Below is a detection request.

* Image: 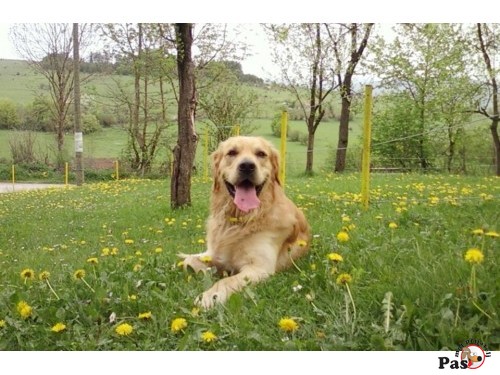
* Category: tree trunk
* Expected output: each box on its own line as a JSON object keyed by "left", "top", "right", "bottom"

{"left": 73, "top": 23, "right": 84, "bottom": 186}
{"left": 171, "top": 23, "right": 198, "bottom": 208}
{"left": 477, "top": 24, "right": 500, "bottom": 176}
{"left": 305, "top": 130, "right": 315, "bottom": 174}
{"left": 335, "top": 92, "right": 351, "bottom": 172}
{"left": 491, "top": 118, "right": 500, "bottom": 176}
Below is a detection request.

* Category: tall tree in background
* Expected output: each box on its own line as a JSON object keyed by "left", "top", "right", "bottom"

{"left": 171, "top": 23, "right": 198, "bottom": 208}
{"left": 73, "top": 23, "right": 84, "bottom": 185}
{"left": 475, "top": 23, "right": 500, "bottom": 176}
{"left": 267, "top": 23, "right": 336, "bottom": 174}
{"left": 100, "top": 23, "right": 175, "bottom": 175}
{"left": 326, "top": 23, "right": 374, "bottom": 172}
{"left": 10, "top": 24, "right": 87, "bottom": 165}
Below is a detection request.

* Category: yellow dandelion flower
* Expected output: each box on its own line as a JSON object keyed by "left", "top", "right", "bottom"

{"left": 471, "top": 228, "right": 484, "bottom": 235}
{"left": 39, "top": 271, "right": 51, "bottom": 280}
{"left": 138, "top": 311, "right": 152, "bottom": 320}
{"left": 336, "top": 231, "right": 350, "bottom": 243}
{"left": 154, "top": 247, "right": 163, "bottom": 253}
{"left": 128, "top": 294, "right": 137, "bottom": 301}
{"left": 389, "top": 222, "right": 398, "bottom": 229}
{"left": 191, "top": 307, "right": 200, "bottom": 317}
{"left": 327, "top": 253, "right": 343, "bottom": 262}
{"left": 86, "top": 257, "right": 99, "bottom": 265}
{"left": 124, "top": 239, "right": 134, "bottom": 244}
{"left": 197, "top": 239, "right": 206, "bottom": 245}
{"left": 336, "top": 273, "right": 353, "bottom": 285}
{"left": 17, "top": 301, "right": 33, "bottom": 319}
{"left": 0, "top": 320, "right": 6, "bottom": 328}
{"left": 101, "top": 247, "right": 110, "bottom": 256}
{"left": 133, "top": 264, "right": 142, "bottom": 272}
{"left": 200, "top": 255, "right": 212, "bottom": 263}
{"left": 341, "top": 215, "right": 351, "bottom": 223}
{"left": 296, "top": 239, "right": 308, "bottom": 247}
{"left": 464, "top": 248, "right": 484, "bottom": 264}
{"left": 278, "top": 317, "right": 299, "bottom": 332}
{"left": 135, "top": 251, "right": 142, "bottom": 256}
{"left": 20, "top": 268, "right": 35, "bottom": 281}
{"left": 201, "top": 331, "right": 217, "bottom": 343}
{"left": 73, "top": 269, "right": 86, "bottom": 279}
{"left": 111, "top": 247, "right": 119, "bottom": 255}
{"left": 485, "top": 231, "right": 499, "bottom": 238}
{"left": 115, "top": 323, "right": 133, "bottom": 336}
{"left": 51, "top": 322, "right": 66, "bottom": 333}
{"left": 170, "top": 317, "right": 188, "bottom": 333}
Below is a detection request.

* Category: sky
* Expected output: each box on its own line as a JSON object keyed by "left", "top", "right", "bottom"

{"left": 0, "top": 1, "right": 492, "bottom": 80}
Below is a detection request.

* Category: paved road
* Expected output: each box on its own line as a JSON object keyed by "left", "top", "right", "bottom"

{"left": 0, "top": 183, "right": 67, "bottom": 194}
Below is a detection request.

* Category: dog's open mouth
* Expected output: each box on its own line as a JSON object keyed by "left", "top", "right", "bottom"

{"left": 225, "top": 179, "right": 264, "bottom": 213}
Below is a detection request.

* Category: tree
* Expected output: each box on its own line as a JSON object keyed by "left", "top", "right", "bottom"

{"left": 326, "top": 23, "right": 374, "bottom": 172}
{"left": 198, "top": 65, "right": 258, "bottom": 151}
{"left": 475, "top": 23, "right": 500, "bottom": 176}
{"left": 10, "top": 24, "right": 90, "bottom": 166}
{"left": 73, "top": 23, "right": 84, "bottom": 186}
{"left": 267, "top": 23, "right": 337, "bottom": 174}
{"left": 170, "top": 23, "right": 198, "bottom": 208}
{"left": 99, "top": 23, "right": 174, "bottom": 175}
{"left": 369, "top": 24, "right": 476, "bottom": 171}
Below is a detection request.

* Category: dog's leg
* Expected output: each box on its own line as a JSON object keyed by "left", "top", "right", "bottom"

{"left": 177, "top": 252, "right": 212, "bottom": 273}
{"left": 196, "top": 264, "right": 273, "bottom": 309}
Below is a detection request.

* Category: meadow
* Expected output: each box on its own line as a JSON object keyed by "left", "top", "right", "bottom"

{"left": 0, "top": 173, "right": 498, "bottom": 350}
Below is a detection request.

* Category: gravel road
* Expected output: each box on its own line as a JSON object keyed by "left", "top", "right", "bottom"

{"left": 0, "top": 183, "right": 67, "bottom": 194}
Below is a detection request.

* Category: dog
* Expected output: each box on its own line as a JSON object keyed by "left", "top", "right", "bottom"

{"left": 461, "top": 347, "right": 483, "bottom": 367}
{"left": 179, "top": 136, "right": 310, "bottom": 309}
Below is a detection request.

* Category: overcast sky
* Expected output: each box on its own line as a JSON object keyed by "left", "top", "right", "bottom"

{"left": 0, "top": 1, "right": 491, "bottom": 80}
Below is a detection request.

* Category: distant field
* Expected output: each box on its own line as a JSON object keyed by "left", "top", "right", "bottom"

{"left": 0, "top": 58, "right": 361, "bottom": 177}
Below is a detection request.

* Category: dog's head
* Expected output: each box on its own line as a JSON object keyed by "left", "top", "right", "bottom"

{"left": 461, "top": 347, "right": 482, "bottom": 363}
{"left": 211, "top": 136, "right": 280, "bottom": 213}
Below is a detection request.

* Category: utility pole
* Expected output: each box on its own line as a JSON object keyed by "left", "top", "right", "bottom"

{"left": 73, "top": 23, "right": 84, "bottom": 185}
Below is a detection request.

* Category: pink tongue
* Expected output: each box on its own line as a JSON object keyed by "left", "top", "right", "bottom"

{"left": 234, "top": 185, "right": 260, "bottom": 212}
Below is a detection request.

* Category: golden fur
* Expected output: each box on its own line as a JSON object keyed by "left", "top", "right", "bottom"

{"left": 180, "top": 136, "right": 310, "bottom": 308}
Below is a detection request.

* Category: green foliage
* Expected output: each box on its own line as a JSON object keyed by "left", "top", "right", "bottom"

{"left": 198, "top": 68, "right": 259, "bottom": 151}
{"left": 0, "top": 99, "right": 20, "bottom": 130}
{"left": 82, "top": 114, "right": 101, "bottom": 134}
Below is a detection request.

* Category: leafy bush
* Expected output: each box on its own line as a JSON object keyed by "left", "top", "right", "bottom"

{"left": 82, "top": 114, "right": 101, "bottom": 134}
{"left": 0, "top": 99, "right": 20, "bottom": 129}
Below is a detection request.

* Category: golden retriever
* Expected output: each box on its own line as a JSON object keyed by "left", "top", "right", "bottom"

{"left": 179, "top": 136, "right": 310, "bottom": 309}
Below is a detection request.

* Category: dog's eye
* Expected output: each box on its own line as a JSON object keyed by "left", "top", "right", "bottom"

{"left": 227, "top": 149, "right": 238, "bottom": 157}
{"left": 256, "top": 150, "right": 267, "bottom": 158}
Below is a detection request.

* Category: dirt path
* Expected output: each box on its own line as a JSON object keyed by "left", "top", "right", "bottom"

{"left": 0, "top": 182, "right": 68, "bottom": 194}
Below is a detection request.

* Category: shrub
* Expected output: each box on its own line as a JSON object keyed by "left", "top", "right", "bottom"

{"left": 0, "top": 99, "right": 20, "bottom": 129}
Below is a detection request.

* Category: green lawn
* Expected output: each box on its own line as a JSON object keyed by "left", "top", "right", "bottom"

{"left": 0, "top": 173, "right": 498, "bottom": 350}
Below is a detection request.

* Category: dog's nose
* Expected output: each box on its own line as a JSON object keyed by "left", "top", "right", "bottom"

{"left": 238, "top": 160, "right": 256, "bottom": 175}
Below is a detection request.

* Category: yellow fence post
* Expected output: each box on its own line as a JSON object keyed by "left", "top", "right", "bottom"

{"left": 361, "top": 85, "right": 373, "bottom": 210}
{"left": 233, "top": 124, "right": 241, "bottom": 136}
{"left": 11, "top": 164, "right": 15, "bottom": 189}
{"left": 115, "top": 160, "right": 119, "bottom": 181}
{"left": 203, "top": 130, "right": 209, "bottom": 181}
{"left": 279, "top": 110, "right": 288, "bottom": 187}
{"left": 65, "top": 162, "right": 69, "bottom": 186}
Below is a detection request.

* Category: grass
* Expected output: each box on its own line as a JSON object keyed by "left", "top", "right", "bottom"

{"left": 0, "top": 173, "right": 498, "bottom": 350}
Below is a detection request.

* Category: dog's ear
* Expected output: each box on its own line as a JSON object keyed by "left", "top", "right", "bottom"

{"left": 211, "top": 147, "right": 223, "bottom": 192}
{"left": 270, "top": 148, "right": 281, "bottom": 185}
{"left": 461, "top": 348, "right": 470, "bottom": 360}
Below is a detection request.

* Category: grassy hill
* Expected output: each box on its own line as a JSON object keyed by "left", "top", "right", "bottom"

{"left": 0, "top": 58, "right": 361, "bottom": 179}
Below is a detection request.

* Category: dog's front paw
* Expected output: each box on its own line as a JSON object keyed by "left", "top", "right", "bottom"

{"left": 195, "top": 284, "right": 229, "bottom": 309}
